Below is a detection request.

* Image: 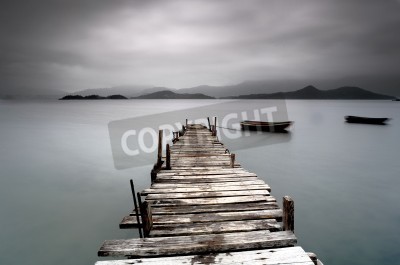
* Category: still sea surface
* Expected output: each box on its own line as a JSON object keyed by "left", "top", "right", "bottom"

{"left": 0, "top": 99, "right": 399, "bottom": 265}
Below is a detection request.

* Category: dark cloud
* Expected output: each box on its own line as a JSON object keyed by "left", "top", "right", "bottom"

{"left": 1, "top": 0, "right": 400, "bottom": 96}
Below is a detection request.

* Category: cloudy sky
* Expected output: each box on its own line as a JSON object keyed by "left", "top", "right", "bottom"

{"left": 1, "top": 0, "right": 400, "bottom": 96}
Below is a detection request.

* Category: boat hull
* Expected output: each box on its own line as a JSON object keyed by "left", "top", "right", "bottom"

{"left": 345, "top": 116, "right": 389, "bottom": 125}
{"left": 240, "top": 121, "right": 293, "bottom": 132}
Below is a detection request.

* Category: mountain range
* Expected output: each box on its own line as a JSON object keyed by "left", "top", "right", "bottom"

{"left": 223, "top": 85, "right": 394, "bottom": 100}
{"left": 64, "top": 84, "right": 395, "bottom": 100}
{"left": 71, "top": 80, "right": 397, "bottom": 99}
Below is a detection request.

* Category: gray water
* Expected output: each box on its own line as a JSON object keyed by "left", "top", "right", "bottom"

{"left": 0, "top": 99, "right": 399, "bottom": 265}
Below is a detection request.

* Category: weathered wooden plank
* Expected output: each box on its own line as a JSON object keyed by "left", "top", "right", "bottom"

{"left": 171, "top": 160, "right": 238, "bottom": 164}
{"left": 149, "top": 180, "right": 267, "bottom": 189}
{"left": 169, "top": 160, "right": 232, "bottom": 163}
{"left": 148, "top": 195, "right": 277, "bottom": 206}
{"left": 145, "top": 189, "right": 270, "bottom": 200}
{"left": 98, "top": 230, "right": 297, "bottom": 257}
{"left": 141, "top": 184, "right": 271, "bottom": 195}
{"left": 120, "top": 215, "right": 142, "bottom": 229}
{"left": 122, "top": 209, "right": 282, "bottom": 227}
{"left": 169, "top": 154, "right": 231, "bottom": 157}
{"left": 154, "top": 177, "right": 260, "bottom": 184}
{"left": 169, "top": 164, "right": 241, "bottom": 168}
{"left": 95, "top": 246, "right": 313, "bottom": 265}
{"left": 150, "top": 219, "right": 281, "bottom": 237}
{"left": 156, "top": 173, "right": 257, "bottom": 180}
{"left": 144, "top": 202, "right": 279, "bottom": 215}
{"left": 158, "top": 166, "right": 245, "bottom": 171}
{"left": 157, "top": 169, "right": 250, "bottom": 175}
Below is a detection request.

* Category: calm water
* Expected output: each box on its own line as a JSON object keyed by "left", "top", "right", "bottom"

{"left": 0, "top": 99, "right": 399, "bottom": 265}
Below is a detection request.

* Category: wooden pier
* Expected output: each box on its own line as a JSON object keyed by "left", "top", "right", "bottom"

{"left": 96, "top": 123, "right": 320, "bottom": 264}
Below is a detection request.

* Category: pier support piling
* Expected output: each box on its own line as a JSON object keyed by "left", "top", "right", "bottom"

{"left": 214, "top": 117, "right": 217, "bottom": 136}
{"left": 157, "top": 130, "right": 163, "bottom": 167}
{"left": 230, "top": 153, "right": 236, "bottom": 168}
{"left": 166, "top": 144, "right": 171, "bottom": 170}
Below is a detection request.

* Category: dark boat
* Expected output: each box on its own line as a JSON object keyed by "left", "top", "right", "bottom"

{"left": 240, "top": 120, "right": 293, "bottom": 132}
{"left": 345, "top": 115, "right": 389, "bottom": 125}
{"left": 393, "top": 98, "right": 400, "bottom": 101}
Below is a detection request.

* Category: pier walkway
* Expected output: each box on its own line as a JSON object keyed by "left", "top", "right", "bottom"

{"left": 96, "top": 123, "right": 319, "bottom": 264}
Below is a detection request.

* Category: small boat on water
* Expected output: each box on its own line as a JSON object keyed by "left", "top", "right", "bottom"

{"left": 240, "top": 120, "right": 293, "bottom": 132}
{"left": 345, "top": 115, "right": 389, "bottom": 125}
{"left": 393, "top": 98, "right": 400, "bottom": 101}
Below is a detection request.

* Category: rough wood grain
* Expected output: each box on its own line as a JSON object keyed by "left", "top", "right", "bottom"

{"left": 145, "top": 189, "right": 270, "bottom": 200}
{"left": 122, "top": 209, "right": 282, "bottom": 227}
{"left": 150, "top": 179, "right": 267, "bottom": 188}
{"left": 283, "top": 196, "right": 294, "bottom": 232}
{"left": 148, "top": 195, "right": 276, "bottom": 206}
{"left": 150, "top": 219, "right": 281, "bottom": 237}
{"left": 98, "top": 230, "right": 297, "bottom": 257}
{"left": 141, "top": 184, "right": 271, "bottom": 195}
{"left": 95, "top": 246, "right": 313, "bottom": 265}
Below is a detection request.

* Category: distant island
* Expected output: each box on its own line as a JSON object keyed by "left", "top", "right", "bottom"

{"left": 132, "top": 90, "right": 215, "bottom": 99}
{"left": 222, "top": 85, "right": 395, "bottom": 100}
{"left": 59, "top": 94, "right": 127, "bottom": 100}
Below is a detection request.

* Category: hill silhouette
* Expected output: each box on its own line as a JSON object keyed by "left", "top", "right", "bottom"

{"left": 132, "top": 90, "right": 214, "bottom": 99}
{"left": 59, "top": 94, "right": 127, "bottom": 100}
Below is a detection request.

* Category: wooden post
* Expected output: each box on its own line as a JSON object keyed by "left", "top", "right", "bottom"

{"left": 210, "top": 125, "right": 215, "bottom": 136}
{"left": 214, "top": 116, "right": 217, "bottom": 135}
{"left": 207, "top": 117, "right": 211, "bottom": 131}
{"left": 283, "top": 196, "right": 294, "bottom": 231}
{"left": 173, "top": 131, "right": 179, "bottom": 142}
{"left": 136, "top": 193, "right": 144, "bottom": 236}
{"left": 151, "top": 163, "right": 158, "bottom": 183}
{"left": 139, "top": 199, "right": 153, "bottom": 238}
{"left": 157, "top": 130, "right": 163, "bottom": 166}
{"left": 186, "top": 119, "right": 188, "bottom": 127}
{"left": 129, "top": 180, "right": 143, "bottom": 238}
{"left": 166, "top": 144, "right": 171, "bottom": 170}
{"left": 307, "top": 252, "right": 318, "bottom": 265}
{"left": 230, "top": 153, "right": 236, "bottom": 168}
{"left": 180, "top": 125, "right": 185, "bottom": 136}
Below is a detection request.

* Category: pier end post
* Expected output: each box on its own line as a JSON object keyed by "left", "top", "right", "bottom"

{"left": 283, "top": 196, "right": 294, "bottom": 231}
{"left": 140, "top": 200, "right": 153, "bottom": 238}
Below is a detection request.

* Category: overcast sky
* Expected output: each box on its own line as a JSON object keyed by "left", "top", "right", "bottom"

{"left": 1, "top": 0, "right": 400, "bottom": 95}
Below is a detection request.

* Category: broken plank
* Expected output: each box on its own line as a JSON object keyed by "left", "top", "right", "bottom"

{"left": 98, "top": 230, "right": 297, "bottom": 257}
